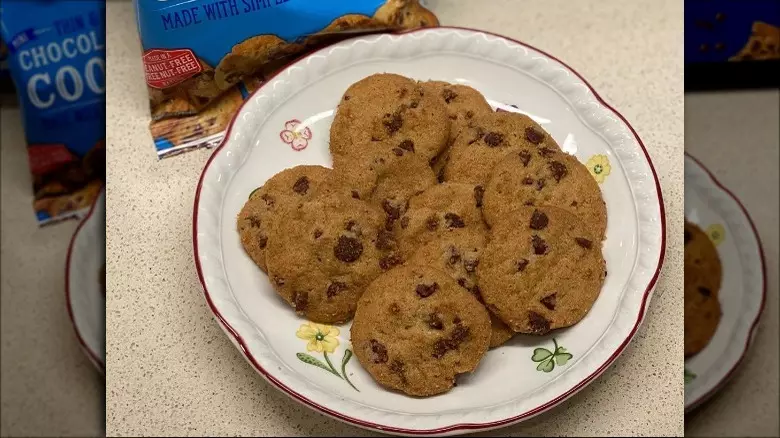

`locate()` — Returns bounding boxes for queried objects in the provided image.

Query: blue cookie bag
[0,0,106,225]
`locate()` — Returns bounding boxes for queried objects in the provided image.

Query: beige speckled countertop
[105,0,684,436]
[684,91,780,437]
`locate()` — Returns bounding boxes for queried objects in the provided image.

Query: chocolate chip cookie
[396,182,488,259]
[329,73,450,165]
[237,165,331,272]
[351,264,491,396]
[421,81,493,179]
[483,148,608,241]
[478,206,606,334]
[444,111,561,185]
[684,221,723,356]
[406,229,515,348]
[264,192,401,324]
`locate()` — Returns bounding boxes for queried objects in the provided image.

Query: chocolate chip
[376,230,396,250]
[379,254,402,270]
[529,209,549,230]
[465,110,474,119]
[457,278,468,289]
[389,359,405,375]
[292,176,310,194]
[442,88,458,103]
[292,291,308,312]
[448,246,461,265]
[684,230,691,245]
[343,95,350,100]
[399,139,415,152]
[426,215,440,231]
[517,258,529,272]
[444,213,465,228]
[519,150,532,167]
[524,200,535,206]
[313,229,323,239]
[351,190,360,200]
[453,316,462,325]
[450,325,470,346]
[437,167,445,183]
[389,303,400,314]
[273,276,285,287]
[261,193,274,207]
[369,339,388,363]
[483,132,505,147]
[525,127,545,144]
[248,215,261,227]
[398,88,408,98]
[410,100,419,109]
[522,177,534,185]
[570,200,578,207]
[258,235,268,249]
[468,127,485,145]
[539,147,556,158]
[427,313,444,330]
[464,258,478,273]
[549,161,568,182]
[528,311,550,334]
[334,235,363,262]
[392,147,404,156]
[540,293,556,310]
[400,216,410,229]
[536,178,546,191]
[345,220,357,232]
[416,282,439,298]
[698,287,711,297]
[383,112,403,134]
[432,339,449,358]
[327,281,347,298]
[474,185,485,207]
[575,237,593,249]
[532,235,548,255]
[382,199,401,222]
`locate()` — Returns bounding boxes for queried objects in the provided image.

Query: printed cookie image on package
[134,0,438,158]
[0,0,106,225]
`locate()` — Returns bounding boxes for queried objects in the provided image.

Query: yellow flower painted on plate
[586,154,612,184]
[706,224,726,246]
[296,322,340,353]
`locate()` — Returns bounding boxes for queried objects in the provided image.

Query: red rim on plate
[684,152,767,413]
[65,185,105,375]
[192,27,667,434]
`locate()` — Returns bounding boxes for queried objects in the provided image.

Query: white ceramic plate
[66,186,106,374]
[193,28,665,435]
[683,153,765,412]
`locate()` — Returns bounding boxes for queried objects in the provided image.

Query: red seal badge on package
[143,48,203,89]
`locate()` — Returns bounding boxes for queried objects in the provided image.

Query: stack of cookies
[683,221,722,357]
[237,73,608,396]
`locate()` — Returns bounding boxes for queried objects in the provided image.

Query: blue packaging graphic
[134,0,438,158]
[0,0,106,225]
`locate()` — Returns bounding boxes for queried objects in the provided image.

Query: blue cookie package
[134,0,437,158]
[0,0,106,225]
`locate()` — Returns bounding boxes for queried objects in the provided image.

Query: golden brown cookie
[483,148,607,241]
[264,192,401,324]
[237,165,331,272]
[478,206,606,334]
[684,274,722,357]
[421,81,493,180]
[351,264,490,396]
[444,111,561,185]
[684,221,722,293]
[406,229,515,348]
[329,73,450,166]
[215,35,302,91]
[396,182,487,259]
[373,0,439,28]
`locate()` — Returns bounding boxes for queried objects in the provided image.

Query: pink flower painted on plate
[280,119,312,151]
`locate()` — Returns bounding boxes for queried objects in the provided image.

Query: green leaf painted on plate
[684,367,697,385]
[296,352,331,373]
[248,187,262,199]
[554,352,573,367]
[537,358,555,373]
[341,349,359,392]
[532,348,553,362]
